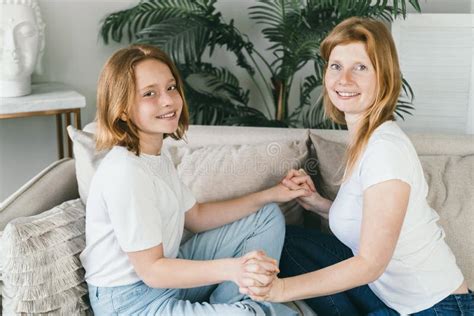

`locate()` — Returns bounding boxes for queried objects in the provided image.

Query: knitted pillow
[171,141,310,225]
[1,199,89,315]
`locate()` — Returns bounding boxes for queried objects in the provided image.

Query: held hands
[267,173,313,204]
[240,275,285,303]
[232,250,280,299]
[281,169,327,217]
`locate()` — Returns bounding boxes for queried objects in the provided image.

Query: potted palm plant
[100,0,420,128]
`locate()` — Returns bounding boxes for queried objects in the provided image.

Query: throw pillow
[67,126,108,204]
[1,199,89,315]
[309,134,346,201]
[173,141,309,225]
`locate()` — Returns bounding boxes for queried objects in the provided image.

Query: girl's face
[130,58,183,145]
[324,42,377,123]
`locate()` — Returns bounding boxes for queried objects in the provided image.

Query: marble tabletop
[0,82,86,115]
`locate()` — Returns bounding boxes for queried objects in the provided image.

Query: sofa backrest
[0,159,79,231]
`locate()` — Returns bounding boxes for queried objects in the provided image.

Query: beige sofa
[1,124,472,315]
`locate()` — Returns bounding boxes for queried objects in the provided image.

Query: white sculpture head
[0,0,45,97]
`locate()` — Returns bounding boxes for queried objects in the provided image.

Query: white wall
[0,0,472,201]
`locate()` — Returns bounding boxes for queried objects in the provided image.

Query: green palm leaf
[135,17,210,63]
[100,0,206,44]
[182,63,250,105]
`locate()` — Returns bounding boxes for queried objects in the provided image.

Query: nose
[158,91,173,107]
[338,69,353,85]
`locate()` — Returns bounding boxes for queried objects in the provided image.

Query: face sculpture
[0,1,45,96]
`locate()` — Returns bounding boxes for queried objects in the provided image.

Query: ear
[120,112,128,121]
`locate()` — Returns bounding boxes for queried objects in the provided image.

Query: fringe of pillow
[1,199,83,238]
[4,270,85,301]
[17,285,89,313]
[3,255,83,286]
[2,221,85,256]
[2,236,85,272]
[3,284,88,314]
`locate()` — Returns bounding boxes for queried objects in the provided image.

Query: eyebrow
[138,79,176,92]
[329,59,369,65]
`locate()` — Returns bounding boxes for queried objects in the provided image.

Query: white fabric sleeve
[179,179,197,212]
[102,163,163,252]
[359,140,413,191]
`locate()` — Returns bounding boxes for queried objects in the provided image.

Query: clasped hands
[236,169,316,302]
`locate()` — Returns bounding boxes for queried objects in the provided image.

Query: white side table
[0,82,86,159]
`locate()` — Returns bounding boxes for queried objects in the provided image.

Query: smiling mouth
[336,91,360,97]
[156,111,176,119]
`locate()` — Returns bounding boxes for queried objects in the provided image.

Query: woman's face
[324,42,377,123]
[130,58,183,144]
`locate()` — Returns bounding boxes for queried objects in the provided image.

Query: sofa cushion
[171,141,309,225]
[68,126,309,226]
[67,126,107,205]
[309,133,474,288]
[1,199,88,315]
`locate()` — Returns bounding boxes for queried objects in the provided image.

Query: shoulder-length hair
[95,44,189,154]
[320,17,402,180]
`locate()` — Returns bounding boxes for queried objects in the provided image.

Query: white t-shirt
[80,146,196,287]
[329,121,464,315]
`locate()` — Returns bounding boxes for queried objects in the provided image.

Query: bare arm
[244,179,410,301]
[127,244,278,289]
[185,184,310,233]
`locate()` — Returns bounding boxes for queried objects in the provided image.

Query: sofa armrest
[0,158,79,230]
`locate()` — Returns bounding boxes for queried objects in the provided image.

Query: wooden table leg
[56,114,64,159]
[65,112,72,157]
[74,109,82,129]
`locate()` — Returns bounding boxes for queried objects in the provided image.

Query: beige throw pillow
[173,141,309,225]
[1,199,89,315]
[67,126,108,205]
[309,132,474,288]
[309,134,346,201]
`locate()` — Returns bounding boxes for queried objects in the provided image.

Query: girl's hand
[282,168,316,192]
[239,276,286,303]
[281,169,328,216]
[231,251,279,289]
[266,182,312,204]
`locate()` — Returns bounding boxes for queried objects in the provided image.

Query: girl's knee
[260,203,285,227]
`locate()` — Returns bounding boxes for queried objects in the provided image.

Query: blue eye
[329,63,341,71]
[354,64,367,71]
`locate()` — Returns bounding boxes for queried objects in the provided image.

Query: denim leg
[175,203,297,315]
[88,205,295,316]
[410,290,474,316]
[280,225,392,316]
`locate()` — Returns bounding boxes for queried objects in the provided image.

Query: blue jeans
[280,225,474,316]
[87,203,298,316]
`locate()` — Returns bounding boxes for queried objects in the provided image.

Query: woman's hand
[281,169,331,218]
[265,181,312,204]
[239,276,286,302]
[231,251,279,289]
